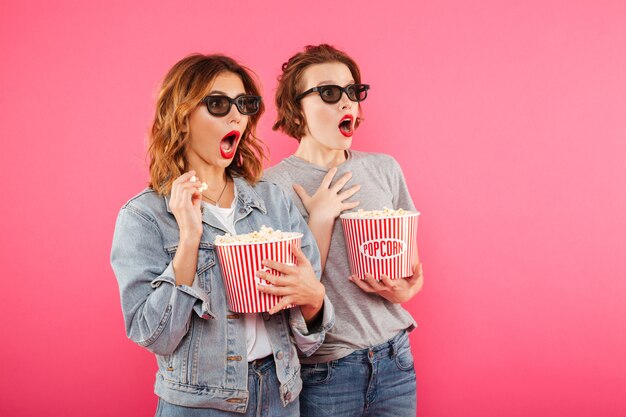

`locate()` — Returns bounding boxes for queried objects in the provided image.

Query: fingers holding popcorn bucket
[340,208,419,281]
[214,227,301,313]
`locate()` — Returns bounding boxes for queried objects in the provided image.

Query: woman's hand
[293,167,360,269]
[349,263,424,304]
[169,171,204,286]
[256,243,325,322]
[169,171,203,243]
[293,167,360,223]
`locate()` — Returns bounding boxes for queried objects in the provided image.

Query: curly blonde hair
[148,54,266,195]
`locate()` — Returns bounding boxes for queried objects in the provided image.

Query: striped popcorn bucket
[340,212,419,280]
[214,234,302,313]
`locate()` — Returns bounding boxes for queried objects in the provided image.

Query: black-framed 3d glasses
[201,94,262,117]
[296,84,370,103]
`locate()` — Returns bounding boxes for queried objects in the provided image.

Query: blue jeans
[300,331,417,417]
[155,356,299,417]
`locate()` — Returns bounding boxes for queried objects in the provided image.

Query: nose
[339,91,352,110]
[226,103,242,125]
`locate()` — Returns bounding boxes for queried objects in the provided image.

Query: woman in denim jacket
[111,54,334,417]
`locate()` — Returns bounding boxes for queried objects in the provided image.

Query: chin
[334,137,352,150]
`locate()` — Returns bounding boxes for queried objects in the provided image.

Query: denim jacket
[110,178,334,413]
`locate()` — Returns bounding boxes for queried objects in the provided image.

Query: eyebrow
[206,90,247,98]
[316,80,355,86]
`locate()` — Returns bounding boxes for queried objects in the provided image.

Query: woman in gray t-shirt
[265,44,424,417]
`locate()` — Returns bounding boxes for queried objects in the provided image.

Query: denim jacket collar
[163,178,267,235]
[232,177,267,214]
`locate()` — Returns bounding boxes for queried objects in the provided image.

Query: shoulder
[245,179,294,214]
[112,189,169,240]
[263,160,295,188]
[264,159,293,178]
[243,179,291,202]
[119,188,166,222]
[350,150,400,169]
[249,179,285,195]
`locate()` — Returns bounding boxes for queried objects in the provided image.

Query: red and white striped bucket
[340,212,419,280]
[215,234,302,313]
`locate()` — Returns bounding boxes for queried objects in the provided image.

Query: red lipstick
[220,130,240,159]
[338,114,354,138]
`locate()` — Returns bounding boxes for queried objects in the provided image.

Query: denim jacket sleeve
[279,189,335,356]
[110,205,213,356]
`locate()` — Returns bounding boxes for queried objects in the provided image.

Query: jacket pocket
[165,242,216,292]
[157,321,194,384]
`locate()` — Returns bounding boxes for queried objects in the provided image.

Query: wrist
[178,235,201,249]
[300,299,323,323]
[308,213,336,227]
[402,279,420,302]
[300,281,326,324]
[306,283,325,311]
[406,284,416,300]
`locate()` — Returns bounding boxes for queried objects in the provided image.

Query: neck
[186,157,234,208]
[188,165,228,190]
[294,138,347,169]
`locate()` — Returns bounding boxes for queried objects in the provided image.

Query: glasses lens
[237,96,260,115]
[319,86,342,103]
[350,84,368,102]
[345,85,357,101]
[206,96,230,116]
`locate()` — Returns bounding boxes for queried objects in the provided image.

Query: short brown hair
[148,54,266,195]
[273,44,363,141]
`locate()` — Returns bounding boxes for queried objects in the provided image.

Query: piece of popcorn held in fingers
[191,175,209,193]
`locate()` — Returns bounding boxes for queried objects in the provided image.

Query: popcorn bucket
[340,212,419,280]
[215,234,302,313]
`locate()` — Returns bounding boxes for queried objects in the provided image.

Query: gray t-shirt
[264,150,417,363]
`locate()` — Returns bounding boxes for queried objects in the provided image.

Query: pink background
[1,1,625,416]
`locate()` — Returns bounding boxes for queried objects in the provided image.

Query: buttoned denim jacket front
[111,178,334,413]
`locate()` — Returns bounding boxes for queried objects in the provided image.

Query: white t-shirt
[202,188,273,361]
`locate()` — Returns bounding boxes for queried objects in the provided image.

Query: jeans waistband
[248,355,274,373]
[345,330,410,363]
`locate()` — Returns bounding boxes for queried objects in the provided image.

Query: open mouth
[338,115,354,137]
[220,130,240,159]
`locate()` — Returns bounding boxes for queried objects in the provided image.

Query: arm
[350,157,424,302]
[110,172,211,355]
[110,207,211,356]
[389,156,416,213]
[169,171,204,286]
